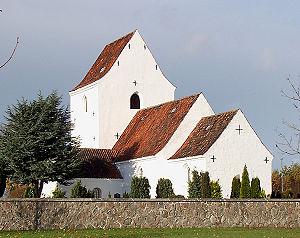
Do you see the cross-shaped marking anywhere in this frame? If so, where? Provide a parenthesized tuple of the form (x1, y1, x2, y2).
(264, 157, 269, 164)
(114, 133, 120, 139)
(236, 125, 243, 135)
(211, 155, 216, 162)
(133, 80, 137, 86)
(92, 111, 95, 116)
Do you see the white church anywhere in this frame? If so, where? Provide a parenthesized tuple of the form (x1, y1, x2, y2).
(43, 30, 273, 198)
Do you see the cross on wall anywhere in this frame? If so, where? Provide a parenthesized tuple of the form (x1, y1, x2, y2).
(133, 80, 137, 86)
(211, 155, 216, 162)
(114, 133, 120, 139)
(236, 125, 243, 135)
(264, 157, 269, 164)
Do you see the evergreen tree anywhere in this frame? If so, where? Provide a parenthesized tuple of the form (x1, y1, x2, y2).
(201, 172, 211, 198)
(0, 92, 81, 197)
(250, 177, 261, 198)
(230, 176, 241, 198)
(240, 165, 251, 198)
(156, 178, 175, 198)
(188, 170, 202, 198)
(130, 176, 151, 198)
(70, 180, 93, 198)
(0, 130, 6, 197)
(210, 180, 222, 198)
(52, 184, 66, 198)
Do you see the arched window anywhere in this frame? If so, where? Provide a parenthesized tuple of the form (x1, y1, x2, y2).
(83, 96, 87, 112)
(130, 93, 140, 109)
(93, 187, 101, 198)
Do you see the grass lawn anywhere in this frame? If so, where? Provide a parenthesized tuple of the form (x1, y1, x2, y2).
(0, 228, 299, 238)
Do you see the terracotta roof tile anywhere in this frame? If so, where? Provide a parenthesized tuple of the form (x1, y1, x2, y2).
(71, 31, 135, 91)
(78, 148, 122, 179)
(169, 110, 238, 160)
(113, 94, 200, 162)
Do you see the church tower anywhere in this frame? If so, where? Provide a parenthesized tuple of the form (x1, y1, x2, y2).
(70, 30, 176, 149)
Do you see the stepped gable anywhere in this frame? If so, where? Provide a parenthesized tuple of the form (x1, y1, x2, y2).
(169, 110, 238, 160)
(78, 148, 122, 179)
(113, 94, 200, 162)
(71, 30, 135, 91)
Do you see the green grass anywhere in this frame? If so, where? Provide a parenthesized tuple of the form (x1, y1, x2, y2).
(0, 228, 299, 238)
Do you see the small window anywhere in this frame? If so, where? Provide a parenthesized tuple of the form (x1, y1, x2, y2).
(117, 61, 119, 66)
(130, 93, 140, 109)
(144, 45, 146, 50)
(128, 44, 131, 49)
(155, 65, 158, 70)
(93, 188, 101, 198)
(83, 96, 87, 112)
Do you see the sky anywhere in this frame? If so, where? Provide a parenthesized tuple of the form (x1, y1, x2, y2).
(1, 1, 299, 170)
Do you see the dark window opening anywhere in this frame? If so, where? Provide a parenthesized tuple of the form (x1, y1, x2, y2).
(93, 188, 101, 198)
(128, 44, 131, 49)
(117, 61, 119, 66)
(130, 93, 140, 109)
(156, 65, 158, 70)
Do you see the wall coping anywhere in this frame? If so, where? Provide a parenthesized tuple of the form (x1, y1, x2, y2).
(0, 198, 299, 203)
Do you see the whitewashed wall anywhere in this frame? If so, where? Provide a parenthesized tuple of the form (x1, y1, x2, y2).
(205, 110, 273, 198)
(69, 82, 99, 148)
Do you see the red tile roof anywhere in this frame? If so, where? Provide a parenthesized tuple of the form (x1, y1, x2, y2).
(78, 148, 122, 179)
(71, 31, 135, 91)
(113, 94, 200, 162)
(169, 110, 238, 160)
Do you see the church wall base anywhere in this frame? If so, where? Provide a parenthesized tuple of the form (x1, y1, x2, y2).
(0, 199, 299, 230)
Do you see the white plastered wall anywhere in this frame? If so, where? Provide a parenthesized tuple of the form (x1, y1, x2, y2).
(69, 82, 99, 148)
(205, 110, 273, 198)
(97, 30, 175, 148)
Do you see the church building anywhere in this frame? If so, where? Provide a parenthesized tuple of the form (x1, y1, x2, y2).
(42, 30, 273, 198)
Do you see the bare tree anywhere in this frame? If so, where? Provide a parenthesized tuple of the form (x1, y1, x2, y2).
(276, 77, 300, 155)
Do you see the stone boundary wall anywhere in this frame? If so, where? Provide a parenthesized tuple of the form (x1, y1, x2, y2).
(0, 198, 299, 230)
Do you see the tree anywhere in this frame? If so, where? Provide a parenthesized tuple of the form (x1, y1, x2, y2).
(230, 176, 241, 198)
(130, 176, 151, 198)
(52, 184, 66, 198)
(281, 163, 300, 198)
(250, 177, 261, 198)
(201, 172, 211, 198)
(188, 170, 202, 198)
(0, 92, 81, 197)
(70, 180, 93, 198)
(240, 165, 251, 198)
(276, 77, 300, 156)
(210, 180, 222, 198)
(271, 170, 282, 198)
(156, 178, 175, 198)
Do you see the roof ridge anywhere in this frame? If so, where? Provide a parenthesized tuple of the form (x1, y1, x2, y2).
(139, 93, 201, 111)
(105, 30, 136, 47)
(202, 109, 239, 119)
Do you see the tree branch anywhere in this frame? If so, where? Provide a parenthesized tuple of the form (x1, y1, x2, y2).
(0, 37, 19, 69)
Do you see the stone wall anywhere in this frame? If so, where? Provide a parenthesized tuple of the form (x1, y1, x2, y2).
(0, 198, 299, 230)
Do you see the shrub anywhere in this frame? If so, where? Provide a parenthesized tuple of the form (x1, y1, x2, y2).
(70, 180, 93, 198)
(201, 172, 211, 198)
(260, 189, 266, 198)
(230, 176, 241, 198)
(156, 178, 175, 198)
(122, 191, 130, 198)
(52, 185, 66, 198)
(240, 165, 251, 198)
(210, 180, 222, 198)
(250, 177, 261, 198)
(24, 184, 34, 198)
(188, 170, 202, 198)
(108, 191, 111, 198)
(173, 194, 185, 198)
(130, 176, 151, 198)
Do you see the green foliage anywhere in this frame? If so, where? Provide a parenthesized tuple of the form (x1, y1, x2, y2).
(201, 172, 211, 198)
(70, 180, 93, 198)
(122, 191, 129, 198)
(24, 185, 34, 198)
(240, 165, 251, 198)
(108, 191, 111, 198)
(130, 176, 151, 198)
(250, 177, 261, 198)
(230, 176, 241, 198)
(210, 180, 222, 198)
(260, 189, 266, 198)
(173, 194, 185, 198)
(281, 163, 300, 198)
(0, 91, 81, 198)
(52, 185, 66, 198)
(156, 178, 175, 198)
(188, 170, 202, 198)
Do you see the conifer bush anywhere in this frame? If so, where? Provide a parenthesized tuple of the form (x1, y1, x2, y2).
(230, 176, 241, 198)
(240, 165, 251, 198)
(201, 172, 211, 198)
(24, 185, 34, 198)
(210, 180, 222, 198)
(188, 170, 202, 198)
(70, 180, 93, 198)
(52, 185, 66, 198)
(250, 177, 261, 198)
(130, 176, 151, 198)
(156, 178, 175, 198)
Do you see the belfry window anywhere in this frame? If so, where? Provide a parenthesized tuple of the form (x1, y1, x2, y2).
(83, 96, 87, 112)
(130, 93, 140, 109)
